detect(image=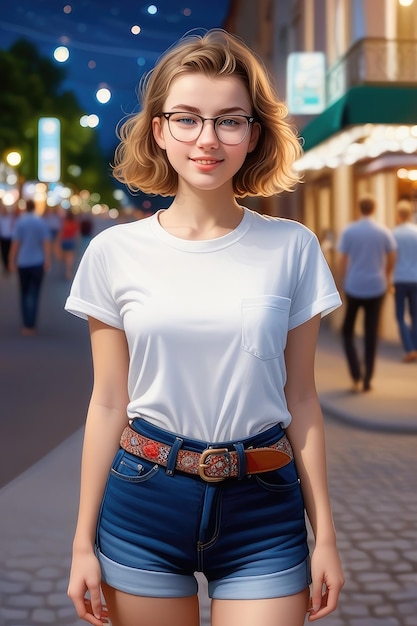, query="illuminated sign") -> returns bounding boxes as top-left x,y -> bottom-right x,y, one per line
286,52 -> 326,115
38,117 -> 61,182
